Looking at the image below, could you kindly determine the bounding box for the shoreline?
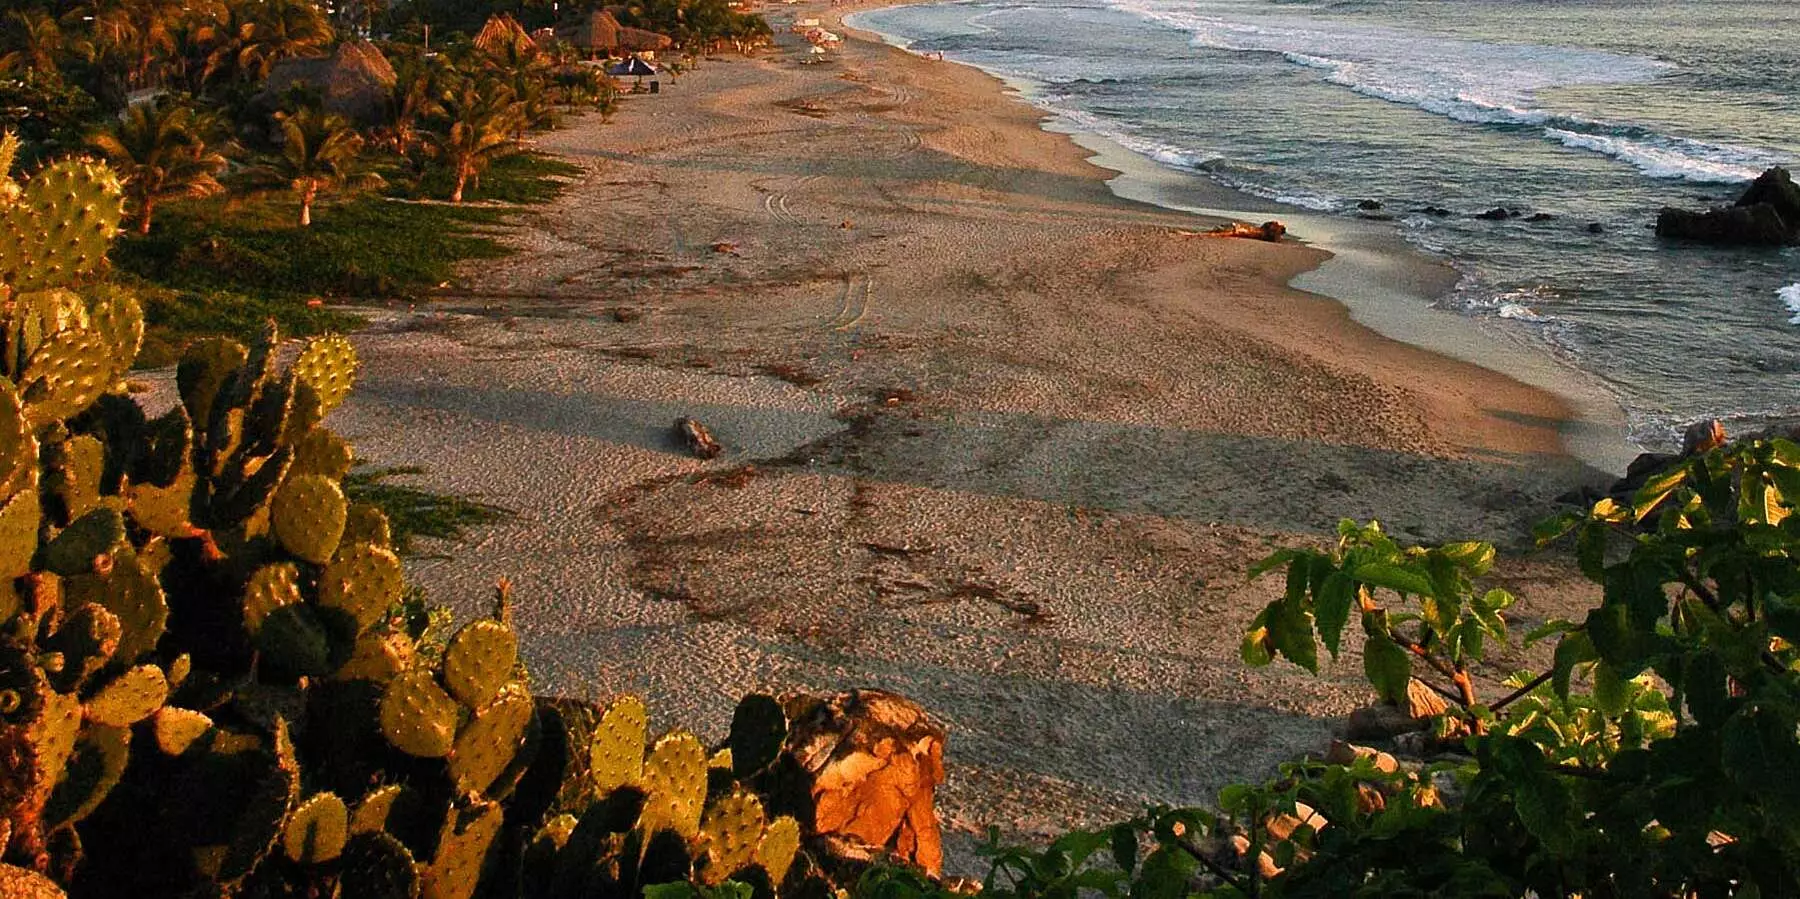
[839,2,1637,474]
[330,7,1612,868]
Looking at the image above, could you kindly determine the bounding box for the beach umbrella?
[606,57,657,77]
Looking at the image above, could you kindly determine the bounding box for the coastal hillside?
[0,0,1797,895]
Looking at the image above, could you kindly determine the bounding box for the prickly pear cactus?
[640,732,709,840]
[698,789,767,885]
[590,694,648,793]
[0,145,836,899]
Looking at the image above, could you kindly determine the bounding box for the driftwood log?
[1177,221,1287,242]
[783,690,947,876]
[673,417,721,459]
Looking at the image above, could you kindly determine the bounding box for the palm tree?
[271,107,363,226]
[88,100,228,234]
[236,0,333,81]
[0,9,66,75]
[377,50,446,158]
[430,77,521,204]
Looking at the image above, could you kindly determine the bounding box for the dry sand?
[328,4,1610,870]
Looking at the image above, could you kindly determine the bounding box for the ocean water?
[847,0,1800,451]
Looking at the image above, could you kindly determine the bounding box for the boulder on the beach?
[1206,220,1287,241]
[1655,167,1800,246]
[673,416,722,458]
[784,690,946,876]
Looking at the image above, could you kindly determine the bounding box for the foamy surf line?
[1782,284,1800,325]
[1101,0,1786,183]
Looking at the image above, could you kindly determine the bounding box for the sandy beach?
[328,2,1609,870]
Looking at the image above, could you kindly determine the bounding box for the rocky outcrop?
[1655,167,1800,246]
[783,690,946,876]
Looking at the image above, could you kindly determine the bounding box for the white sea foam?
[1101,0,1783,182]
[1781,283,1800,325]
[1546,129,1771,183]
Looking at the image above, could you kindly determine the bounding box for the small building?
[261,41,396,127]
[555,10,674,57]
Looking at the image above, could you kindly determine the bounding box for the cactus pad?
[292,335,359,417]
[152,707,215,755]
[45,602,120,690]
[20,326,115,427]
[291,426,353,480]
[335,631,412,683]
[699,789,766,885]
[41,506,124,575]
[0,485,37,579]
[256,604,333,677]
[756,815,801,884]
[244,563,302,634]
[284,792,350,864]
[0,157,125,293]
[176,337,247,430]
[639,732,708,839]
[443,619,517,710]
[77,553,168,662]
[126,470,196,538]
[423,800,502,899]
[449,685,534,796]
[84,664,168,727]
[46,434,104,523]
[0,381,38,502]
[379,670,461,758]
[44,723,129,828]
[339,832,420,899]
[0,863,66,898]
[320,542,404,632]
[728,692,787,777]
[349,784,404,835]
[27,688,83,797]
[590,694,648,793]
[269,473,347,565]
[343,503,393,548]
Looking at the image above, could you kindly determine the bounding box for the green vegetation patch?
[393,150,584,205]
[344,465,513,557]
[113,152,577,365]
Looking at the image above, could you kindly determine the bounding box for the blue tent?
[607,57,657,77]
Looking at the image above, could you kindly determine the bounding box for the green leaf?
[1591,661,1629,716]
[1439,541,1496,576]
[1248,548,1305,581]
[1241,607,1273,668]
[1315,571,1355,658]
[1631,466,1688,522]
[1110,825,1138,874]
[1532,511,1582,547]
[1552,631,1595,700]
[1576,523,1607,581]
[1363,632,1411,704]
[1524,618,1575,646]
[1270,593,1319,674]
[1353,561,1435,597]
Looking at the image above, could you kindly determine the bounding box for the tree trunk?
[451,162,468,204]
[299,183,316,227]
[136,200,154,235]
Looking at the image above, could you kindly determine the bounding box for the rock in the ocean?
[1655,167,1800,246]
[784,689,947,876]
[1587,222,1606,233]
[1526,212,1556,222]
[1656,203,1792,246]
[1736,166,1800,224]
[1357,199,1384,211]
[1475,207,1515,221]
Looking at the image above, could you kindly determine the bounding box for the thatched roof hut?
[555,10,673,54]
[261,41,396,126]
[474,14,537,59]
